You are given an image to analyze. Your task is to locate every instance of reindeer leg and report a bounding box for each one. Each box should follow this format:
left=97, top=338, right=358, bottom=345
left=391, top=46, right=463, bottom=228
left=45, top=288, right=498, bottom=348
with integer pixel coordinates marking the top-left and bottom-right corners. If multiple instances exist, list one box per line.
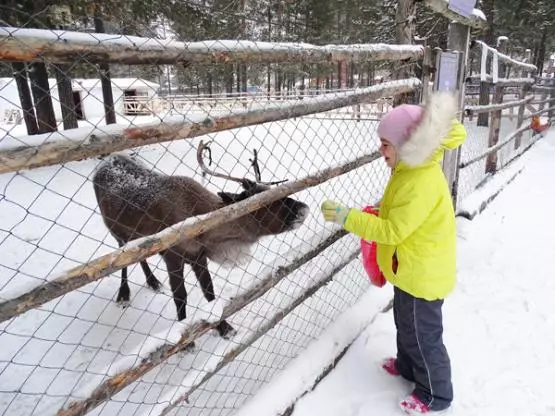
left=116, top=266, right=130, bottom=307
left=140, top=260, right=162, bottom=292
left=190, top=252, right=236, bottom=339
left=163, top=251, right=197, bottom=352
left=162, top=251, right=188, bottom=321
left=115, top=240, right=130, bottom=306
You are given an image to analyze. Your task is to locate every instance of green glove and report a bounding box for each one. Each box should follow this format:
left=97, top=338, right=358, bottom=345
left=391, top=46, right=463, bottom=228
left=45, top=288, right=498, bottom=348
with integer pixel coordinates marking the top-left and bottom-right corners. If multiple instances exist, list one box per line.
left=320, top=200, right=351, bottom=225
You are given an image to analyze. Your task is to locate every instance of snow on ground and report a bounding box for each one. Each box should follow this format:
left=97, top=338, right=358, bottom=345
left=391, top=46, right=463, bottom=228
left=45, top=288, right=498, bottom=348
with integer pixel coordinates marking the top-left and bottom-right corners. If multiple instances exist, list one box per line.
left=0, top=92, right=540, bottom=415
left=0, top=113, right=388, bottom=416
left=247, top=128, right=555, bottom=416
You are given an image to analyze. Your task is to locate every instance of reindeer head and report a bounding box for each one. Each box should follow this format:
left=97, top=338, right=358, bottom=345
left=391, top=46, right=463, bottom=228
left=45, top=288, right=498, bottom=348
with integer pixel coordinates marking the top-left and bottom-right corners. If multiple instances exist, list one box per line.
left=197, top=141, right=309, bottom=235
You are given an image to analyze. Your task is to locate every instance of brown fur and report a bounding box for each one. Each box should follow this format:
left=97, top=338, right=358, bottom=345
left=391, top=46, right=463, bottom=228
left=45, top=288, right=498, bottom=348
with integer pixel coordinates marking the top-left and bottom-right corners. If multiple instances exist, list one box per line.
left=92, top=153, right=309, bottom=337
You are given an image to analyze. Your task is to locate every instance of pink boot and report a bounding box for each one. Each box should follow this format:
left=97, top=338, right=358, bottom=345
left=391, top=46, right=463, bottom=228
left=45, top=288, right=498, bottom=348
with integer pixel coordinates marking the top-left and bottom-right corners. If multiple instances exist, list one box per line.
left=399, top=394, right=430, bottom=415
left=381, top=357, right=401, bottom=376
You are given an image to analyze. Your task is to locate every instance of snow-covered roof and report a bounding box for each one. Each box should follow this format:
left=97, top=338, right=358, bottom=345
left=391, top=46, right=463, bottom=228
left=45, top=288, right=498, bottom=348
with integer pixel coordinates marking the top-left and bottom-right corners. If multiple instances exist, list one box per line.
left=73, top=78, right=160, bottom=91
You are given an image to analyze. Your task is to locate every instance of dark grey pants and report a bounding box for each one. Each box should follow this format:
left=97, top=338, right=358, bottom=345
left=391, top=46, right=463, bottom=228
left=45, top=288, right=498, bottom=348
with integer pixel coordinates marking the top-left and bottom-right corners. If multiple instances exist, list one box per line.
left=393, top=286, right=453, bottom=411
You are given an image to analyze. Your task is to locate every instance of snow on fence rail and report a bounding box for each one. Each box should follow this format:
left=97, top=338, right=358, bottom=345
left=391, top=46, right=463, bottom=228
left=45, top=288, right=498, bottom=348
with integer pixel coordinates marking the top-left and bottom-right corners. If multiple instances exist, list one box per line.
left=455, top=66, right=554, bottom=210
left=464, top=96, right=533, bottom=114
left=474, top=40, right=537, bottom=72
left=467, top=75, right=535, bottom=86
left=424, top=0, right=487, bottom=29
left=0, top=27, right=424, bottom=66
left=0, top=79, right=419, bottom=175
left=0, top=22, right=424, bottom=416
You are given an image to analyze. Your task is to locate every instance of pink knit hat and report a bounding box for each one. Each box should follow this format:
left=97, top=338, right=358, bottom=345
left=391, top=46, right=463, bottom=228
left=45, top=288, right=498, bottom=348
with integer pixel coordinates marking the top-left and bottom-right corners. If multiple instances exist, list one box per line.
left=377, top=104, right=424, bottom=148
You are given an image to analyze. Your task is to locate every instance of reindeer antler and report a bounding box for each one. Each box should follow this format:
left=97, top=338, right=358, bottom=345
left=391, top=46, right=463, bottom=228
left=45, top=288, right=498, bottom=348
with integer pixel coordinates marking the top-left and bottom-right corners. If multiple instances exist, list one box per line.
left=197, top=140, right=288, bottom=186
left=197, top=140, right=245, bottom=184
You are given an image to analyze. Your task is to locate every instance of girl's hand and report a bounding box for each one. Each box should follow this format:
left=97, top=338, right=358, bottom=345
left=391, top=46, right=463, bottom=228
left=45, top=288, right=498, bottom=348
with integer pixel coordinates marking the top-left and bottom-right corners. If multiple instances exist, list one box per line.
left=320, top=200, right=351, bottom=225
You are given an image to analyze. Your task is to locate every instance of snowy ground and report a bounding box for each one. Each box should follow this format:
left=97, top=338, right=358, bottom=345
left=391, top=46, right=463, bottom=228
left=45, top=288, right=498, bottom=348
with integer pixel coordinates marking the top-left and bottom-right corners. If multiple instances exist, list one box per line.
left=238, top=128, right=555, bottom=416
left=0, top=113, right=389, bottom=416
left=0, top=93, right=541, bottom=415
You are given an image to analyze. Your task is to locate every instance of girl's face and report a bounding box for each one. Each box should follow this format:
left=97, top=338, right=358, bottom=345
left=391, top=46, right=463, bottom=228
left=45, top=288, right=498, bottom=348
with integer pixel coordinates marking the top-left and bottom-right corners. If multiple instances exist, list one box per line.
left=379, top=139, right=397, bottom=168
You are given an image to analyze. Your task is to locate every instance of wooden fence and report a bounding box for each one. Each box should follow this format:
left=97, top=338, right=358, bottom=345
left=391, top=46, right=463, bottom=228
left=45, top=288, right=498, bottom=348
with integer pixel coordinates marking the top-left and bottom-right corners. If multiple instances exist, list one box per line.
left=0, top=3, right=552, bottom=415
left=0, top=25, right=425, bottom=416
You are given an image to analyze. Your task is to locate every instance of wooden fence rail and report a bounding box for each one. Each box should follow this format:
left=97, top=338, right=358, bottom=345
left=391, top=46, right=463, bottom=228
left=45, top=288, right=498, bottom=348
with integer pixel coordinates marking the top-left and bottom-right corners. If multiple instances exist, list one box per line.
left=474, top=40, right=537, bottom=72
left=468, top=75, right=535, bottom=87
left=459, top=106, right=552, bottom=169
left=157, top=249, right=360, bottom=416
left=53, top=228, right=354, bottom=415
left=0, top=27, right=423, bottom=66
left=0, top=150, right=380, bottom=324
left=0, top=78, right=419, bottom=174
left=464, top=96, right=533, bottom=114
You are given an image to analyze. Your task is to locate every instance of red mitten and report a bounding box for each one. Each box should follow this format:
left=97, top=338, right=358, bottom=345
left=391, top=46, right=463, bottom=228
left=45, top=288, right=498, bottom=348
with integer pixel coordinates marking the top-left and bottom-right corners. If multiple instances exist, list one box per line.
left=360, top=206, right=387, bottom=287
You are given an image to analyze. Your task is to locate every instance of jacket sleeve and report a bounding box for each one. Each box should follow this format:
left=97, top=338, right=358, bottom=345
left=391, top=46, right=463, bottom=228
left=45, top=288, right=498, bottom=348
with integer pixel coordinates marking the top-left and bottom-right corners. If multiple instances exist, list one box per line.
left=343, top=180, right=438, bottom=245
left=444, top=118, right=467, bottom=149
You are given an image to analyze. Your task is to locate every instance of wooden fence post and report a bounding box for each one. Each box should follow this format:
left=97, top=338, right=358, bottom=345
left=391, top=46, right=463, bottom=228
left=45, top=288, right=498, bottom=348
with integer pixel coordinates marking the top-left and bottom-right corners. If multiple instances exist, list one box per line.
left=549, top=78, right=555, bottom=122
left=514, top=49, right=532, bottom=150
left=485, top=38, right=508, bottom=174
left=485, top=84, right=504, bottom=173
left=442, top=21, right=470, bottom=209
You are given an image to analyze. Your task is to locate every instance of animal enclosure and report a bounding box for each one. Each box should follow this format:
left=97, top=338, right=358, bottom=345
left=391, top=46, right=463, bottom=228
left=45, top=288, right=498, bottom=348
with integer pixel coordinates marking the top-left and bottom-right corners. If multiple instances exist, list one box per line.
left=0, top=3, right=553, bottom=416
left=0, top=16, right=425, bottom=416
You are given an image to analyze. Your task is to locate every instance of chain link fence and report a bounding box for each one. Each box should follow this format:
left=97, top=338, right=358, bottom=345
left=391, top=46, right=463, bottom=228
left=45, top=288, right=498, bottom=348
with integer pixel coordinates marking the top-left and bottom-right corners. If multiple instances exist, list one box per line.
left=455, top=40, right=552, bottom=213
left=1, top=4, right=551, bottom=415
left=0, top=5, right=425, bottom=416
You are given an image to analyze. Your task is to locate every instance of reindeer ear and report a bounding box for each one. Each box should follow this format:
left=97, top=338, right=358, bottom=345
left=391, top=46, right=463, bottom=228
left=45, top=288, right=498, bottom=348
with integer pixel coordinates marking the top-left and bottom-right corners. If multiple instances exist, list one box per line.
left=218, top=192, right=237, bottom=204
left=241, top=178, right=256, bottom=190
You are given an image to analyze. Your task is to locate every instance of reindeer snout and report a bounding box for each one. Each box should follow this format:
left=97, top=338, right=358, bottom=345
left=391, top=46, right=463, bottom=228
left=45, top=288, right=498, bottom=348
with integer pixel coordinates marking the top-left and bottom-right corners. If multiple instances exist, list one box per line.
left=289, top=201, right=309, bottom=230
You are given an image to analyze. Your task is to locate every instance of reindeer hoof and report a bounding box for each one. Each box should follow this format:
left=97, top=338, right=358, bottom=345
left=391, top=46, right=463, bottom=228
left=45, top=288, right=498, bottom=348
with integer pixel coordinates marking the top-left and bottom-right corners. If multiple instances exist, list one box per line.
left=184, top=341, right=197, bottom=353
left=216, top=320, right=236, bottom=339
left=150, top=281, right=163, bottom=293
left=146, top=277, right=163, bottom=293
left=116, top=289, right=130, bottom=308
left=177, top=308, right=187, bottom=321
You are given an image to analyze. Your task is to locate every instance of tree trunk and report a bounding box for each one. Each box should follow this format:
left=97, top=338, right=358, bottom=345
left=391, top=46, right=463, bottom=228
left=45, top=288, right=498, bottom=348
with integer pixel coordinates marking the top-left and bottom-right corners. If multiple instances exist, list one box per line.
left=241, top=63, right=247, bottom=94
left=478, top=0, right=495, bottom=127
left=94, top=14, right=116, bottom=125
left=535, top=30, right=546, bottom=76
left=54, top=65, right=78, bottom=130
left=28, top=63, right=57, bottom=133
left=394, top=0, right=417, bottom=106
left=236, top=64, right=241, bottom=94
left=12, top=63, right=39, bottom=135
left=207, top=72, right=213, bottom=97
left=267, top=65, right=271, bottom=97
left=225, top=65, right=234, bottom=97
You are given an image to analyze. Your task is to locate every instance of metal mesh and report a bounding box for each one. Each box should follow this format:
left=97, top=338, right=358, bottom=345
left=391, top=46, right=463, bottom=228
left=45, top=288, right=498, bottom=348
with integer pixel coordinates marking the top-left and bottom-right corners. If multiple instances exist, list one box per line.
left=457, top=86, right=540, bottom=207
left=0, top=6, right=403, bottom=416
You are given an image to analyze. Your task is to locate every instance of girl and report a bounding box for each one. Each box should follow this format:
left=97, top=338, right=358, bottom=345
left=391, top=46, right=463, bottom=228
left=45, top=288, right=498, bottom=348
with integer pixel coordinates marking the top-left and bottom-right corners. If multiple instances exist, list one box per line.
left=320, top=91, right=467, bottom=415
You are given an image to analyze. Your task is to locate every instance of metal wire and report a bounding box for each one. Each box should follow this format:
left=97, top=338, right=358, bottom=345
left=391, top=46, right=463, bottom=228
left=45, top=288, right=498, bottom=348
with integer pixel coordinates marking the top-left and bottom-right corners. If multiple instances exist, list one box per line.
left=0, top=6, right=402, bottom=416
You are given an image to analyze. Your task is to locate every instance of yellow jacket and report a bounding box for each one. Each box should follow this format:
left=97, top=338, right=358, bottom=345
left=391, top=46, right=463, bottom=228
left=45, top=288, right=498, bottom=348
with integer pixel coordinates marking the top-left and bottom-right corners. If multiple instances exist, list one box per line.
left=344, top=111, right=467, bottom=300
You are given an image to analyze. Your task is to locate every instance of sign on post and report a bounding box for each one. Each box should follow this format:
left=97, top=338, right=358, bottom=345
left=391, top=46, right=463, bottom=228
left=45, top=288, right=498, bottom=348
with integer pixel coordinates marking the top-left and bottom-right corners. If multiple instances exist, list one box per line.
left=434, top=50, right=463, bottom=208
left=435, top=51, right=460, bottom=93
left=448, top=0, right=477, bottom=18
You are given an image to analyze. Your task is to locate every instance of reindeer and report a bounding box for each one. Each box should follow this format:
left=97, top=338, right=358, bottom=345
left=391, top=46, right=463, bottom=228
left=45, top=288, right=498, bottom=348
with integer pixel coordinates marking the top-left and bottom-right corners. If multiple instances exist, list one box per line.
left=92, top=141, right=309, bottom=338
